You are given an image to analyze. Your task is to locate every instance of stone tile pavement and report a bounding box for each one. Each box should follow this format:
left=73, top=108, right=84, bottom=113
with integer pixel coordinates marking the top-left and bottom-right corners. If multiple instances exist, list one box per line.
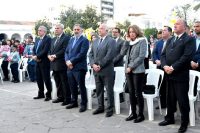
left=0, top=81, right=199, bottom=133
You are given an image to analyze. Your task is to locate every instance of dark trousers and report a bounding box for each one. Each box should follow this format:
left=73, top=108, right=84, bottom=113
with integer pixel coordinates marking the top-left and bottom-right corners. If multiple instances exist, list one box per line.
left=53, top=70, right=71, bottom=103
left=165, top=79, right=190, bottom=126
left=94, top=72, right=114, bottom=113
left=36, top=64, right=52, bottom=98
left=1, top=61, right=9, bottom=79
left=126, top=73, right=145, bottom=116
left=67, top=70, right=87, bottom=107
left=10, top=63, right=19, bottom=81
left=27, top=64, right=36, bottom=81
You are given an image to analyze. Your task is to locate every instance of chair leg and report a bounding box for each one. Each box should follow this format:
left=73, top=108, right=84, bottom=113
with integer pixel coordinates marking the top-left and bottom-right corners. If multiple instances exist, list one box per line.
left=146, top=98, right=154, bottom=121
left=19, top=70, right=23, bottom=82
left=157, top=97, right=163, bottom=115
left=51, top=79, right=57, bottom=100
left=87, top=89, right=92, bottom=109
left=189, top=100, right=195, bottom=126
left=195, top=101, right=199, bottom=120
left=114, top=92, right=120, bottom=114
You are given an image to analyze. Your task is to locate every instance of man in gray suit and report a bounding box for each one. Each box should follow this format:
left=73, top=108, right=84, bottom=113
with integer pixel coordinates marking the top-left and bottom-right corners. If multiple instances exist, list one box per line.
left=89, top=23, right=116, bottom=117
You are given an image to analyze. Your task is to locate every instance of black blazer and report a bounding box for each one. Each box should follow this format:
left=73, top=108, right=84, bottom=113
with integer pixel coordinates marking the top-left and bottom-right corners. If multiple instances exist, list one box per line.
left=49, top=33, right=70, bottom=71
left=113, top=38, right=125, bottom=67
left=161, top=33, right=195, bottom=81
left=33, top=35, right=51, bottom=67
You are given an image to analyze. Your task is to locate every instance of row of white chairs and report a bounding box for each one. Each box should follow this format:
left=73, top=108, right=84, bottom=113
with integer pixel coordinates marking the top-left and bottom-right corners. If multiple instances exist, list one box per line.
left=84, top=67, right=200, bottom=127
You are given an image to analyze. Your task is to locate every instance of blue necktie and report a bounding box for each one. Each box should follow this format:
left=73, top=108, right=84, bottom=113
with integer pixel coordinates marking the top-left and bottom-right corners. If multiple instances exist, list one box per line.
left=36, top=39, right=42, bottom=54
left=97, top=38, right=103, bottom=49
left=72, top=37, right=78, bottom=49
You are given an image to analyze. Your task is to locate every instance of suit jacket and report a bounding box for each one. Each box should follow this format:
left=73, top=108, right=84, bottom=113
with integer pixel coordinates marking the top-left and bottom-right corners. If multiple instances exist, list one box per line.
left=65, top=35, right=89, bottom=72
left=161, top=33, right=196, bottom=81
left=89, top=35, right=116, bottom=75
left=33, top=35, right=51, bottom=67
left=152, top=39, right=164, bottom=62
left=120, top=38, right=147, bottom=74
left=113, top=38, right=125, bottom=67
left=49, top=33, right=70, bottom=71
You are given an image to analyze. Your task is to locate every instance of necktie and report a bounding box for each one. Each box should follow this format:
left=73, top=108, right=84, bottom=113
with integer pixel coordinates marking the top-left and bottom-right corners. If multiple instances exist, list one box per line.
left=72, top=37, right=78, bottom=49
left=97, top=38, right=103, bottom=49
left=54, top=37, right=59, bottom=47
left=175, top=36, right=179, bottom=42
left=36, top=39, right=42, bottom=53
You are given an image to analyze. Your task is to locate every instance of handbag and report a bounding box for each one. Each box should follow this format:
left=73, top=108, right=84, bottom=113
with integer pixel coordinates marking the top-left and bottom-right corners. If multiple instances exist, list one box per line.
left=19, top=61, right=24, bottom=69
left=143, top=85, right=155, bottom=94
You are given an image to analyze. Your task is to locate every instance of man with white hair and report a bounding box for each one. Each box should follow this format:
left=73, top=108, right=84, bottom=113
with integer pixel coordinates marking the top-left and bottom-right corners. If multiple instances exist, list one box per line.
left=32, top=25, right=52, bottom=101
left=89, top=23, right=116, bottom=117
left=48, top=23, right=71, bottom=106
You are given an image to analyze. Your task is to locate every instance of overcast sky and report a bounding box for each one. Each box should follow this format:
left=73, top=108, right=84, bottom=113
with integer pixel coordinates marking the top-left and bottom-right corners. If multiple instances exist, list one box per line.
left=0, top=0, right=194, bottom=22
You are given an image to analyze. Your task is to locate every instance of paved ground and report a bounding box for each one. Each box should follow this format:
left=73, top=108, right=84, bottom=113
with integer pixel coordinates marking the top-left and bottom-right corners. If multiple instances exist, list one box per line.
left=0, top=81, right=200, bottom=133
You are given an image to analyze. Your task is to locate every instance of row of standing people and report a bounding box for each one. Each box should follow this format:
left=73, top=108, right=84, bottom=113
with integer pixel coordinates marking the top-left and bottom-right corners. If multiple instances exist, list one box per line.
left=32, top=18, right=196, bottom=133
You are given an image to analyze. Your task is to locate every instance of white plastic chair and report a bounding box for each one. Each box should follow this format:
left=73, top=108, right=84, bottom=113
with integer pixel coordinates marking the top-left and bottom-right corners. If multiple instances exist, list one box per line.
left=196, top=78, right=200, bottom=120
left=114, top=67, right=125, bottom=114
left=86, top=69, right=96, bottom=109
left=18, top=57, right=29, bottom=82
left=149, top=60, right=157, bottom=69
left=143, top=68, right=164, bottom=121
left=188, top=70, right=200, bottom=126
left=0, top=58, right=3, bottom=84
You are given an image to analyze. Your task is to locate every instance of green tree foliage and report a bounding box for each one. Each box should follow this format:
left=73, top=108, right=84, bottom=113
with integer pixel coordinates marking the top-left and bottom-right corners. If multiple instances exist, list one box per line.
left=34, top=18, right=52, bottom=36
left=60, top=6, right=102, bottom=30
left=173, top=4, right=192, bottom=22
left=144, top=28, right=158, bottom=40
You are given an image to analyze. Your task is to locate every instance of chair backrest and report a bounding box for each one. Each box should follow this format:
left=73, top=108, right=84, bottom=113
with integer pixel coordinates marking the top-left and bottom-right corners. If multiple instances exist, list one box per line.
left=145, top=69, right=164, bottom=94
left=114, top=67, right=125, bottom=90
left=189, top=70, right=200, bottom=97
left=85, top=68, right=95, bottom=85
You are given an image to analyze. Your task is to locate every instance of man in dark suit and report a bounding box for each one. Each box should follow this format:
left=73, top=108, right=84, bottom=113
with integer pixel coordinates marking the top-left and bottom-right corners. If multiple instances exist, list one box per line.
left=159, top=19, right=196, bottom=133
left=48, top=23, right=71, bottom=106
left=112, top=27, right=124, bottom=67
left=65, top=24, right=89, bottom=112
left=32, top=26, right=52, bottom=101
left=153, top=26, right=172, bottom=109
left=191, top=21, right=200, bottom=71
left=89, top=23, right=116, bottom=117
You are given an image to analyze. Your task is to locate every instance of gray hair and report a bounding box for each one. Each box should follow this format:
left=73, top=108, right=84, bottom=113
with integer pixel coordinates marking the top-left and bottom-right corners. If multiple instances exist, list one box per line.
left=55, top=23, right=64, bottom=29
left=100, top=23, right=109, bottom=32
left=38, top=25, right=47, bottom=33
left=73, top=24, right=83, bottom=29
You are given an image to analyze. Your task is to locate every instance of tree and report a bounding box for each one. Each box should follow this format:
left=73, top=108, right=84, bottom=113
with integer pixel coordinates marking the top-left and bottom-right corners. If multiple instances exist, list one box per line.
left=193, top=0, right=200, bottom=11
left=60, top=6, right=102, bottom=30
left=34, top=18, right=52, bottom=36
left=144, top=28, right=158, bottom=41
left=173, top=4, right=192, bottom=22
left=60, top=7, right=82, bottom=30
left=80, top=6, right=102, bottom=30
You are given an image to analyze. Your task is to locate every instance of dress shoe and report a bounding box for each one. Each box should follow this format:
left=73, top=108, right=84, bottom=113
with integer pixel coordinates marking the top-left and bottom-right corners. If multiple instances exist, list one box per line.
left=52, top=99, right=63, bottom=103
left=13, top=80, right=20, bottom=83
left=178, top=125, right=187, bottom=133
left=79, top=106, right=87, bottom=112
left=66, top=103, right=78, bottom=109
left=61, top=101, right=70, bottom=106
left=134, top=115, right=145, bottom=123
left=44, top=97, right=52, bottom=101
left=3, top=78, right=9, bottom=81
left=33, top=95, right=45, bottom=99
left=92, top=108, right=104, bottom=115
left=105, top=111, right=113, bottom=117
left=158, top=120, right=175, bottom=126
left=155, top=106, right=166, bottom=109
left=125, top=113, right=137, bottom=121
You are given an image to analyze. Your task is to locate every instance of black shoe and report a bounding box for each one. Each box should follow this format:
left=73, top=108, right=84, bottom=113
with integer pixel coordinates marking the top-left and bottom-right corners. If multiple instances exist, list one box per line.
left=158, top=120, right=175, bottom=126
left=79, top=106, right=87, bottom=112
left=66, top=103, right=78, bottom=109
left=93, top=108, right=104, bottom=115
left=61, top=101, right=70, bottom=106
left=52, top=99, right=63, bottom=103
left=178, top=125, right=188, bottom=133
left=3, top=78, right=9, bottom=81
left=155, top=106, right=166, bottom=109
left=44, top=97, right=51, bottom=101
left=125, top=113, right=137, bottom=121
left=33, top=95, right=45, bottom=99
left=13, top=80, right=20, bottom=83
left=134, top=115, right=145, bottom=123
left=105, top=111, right=113, bottom=117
